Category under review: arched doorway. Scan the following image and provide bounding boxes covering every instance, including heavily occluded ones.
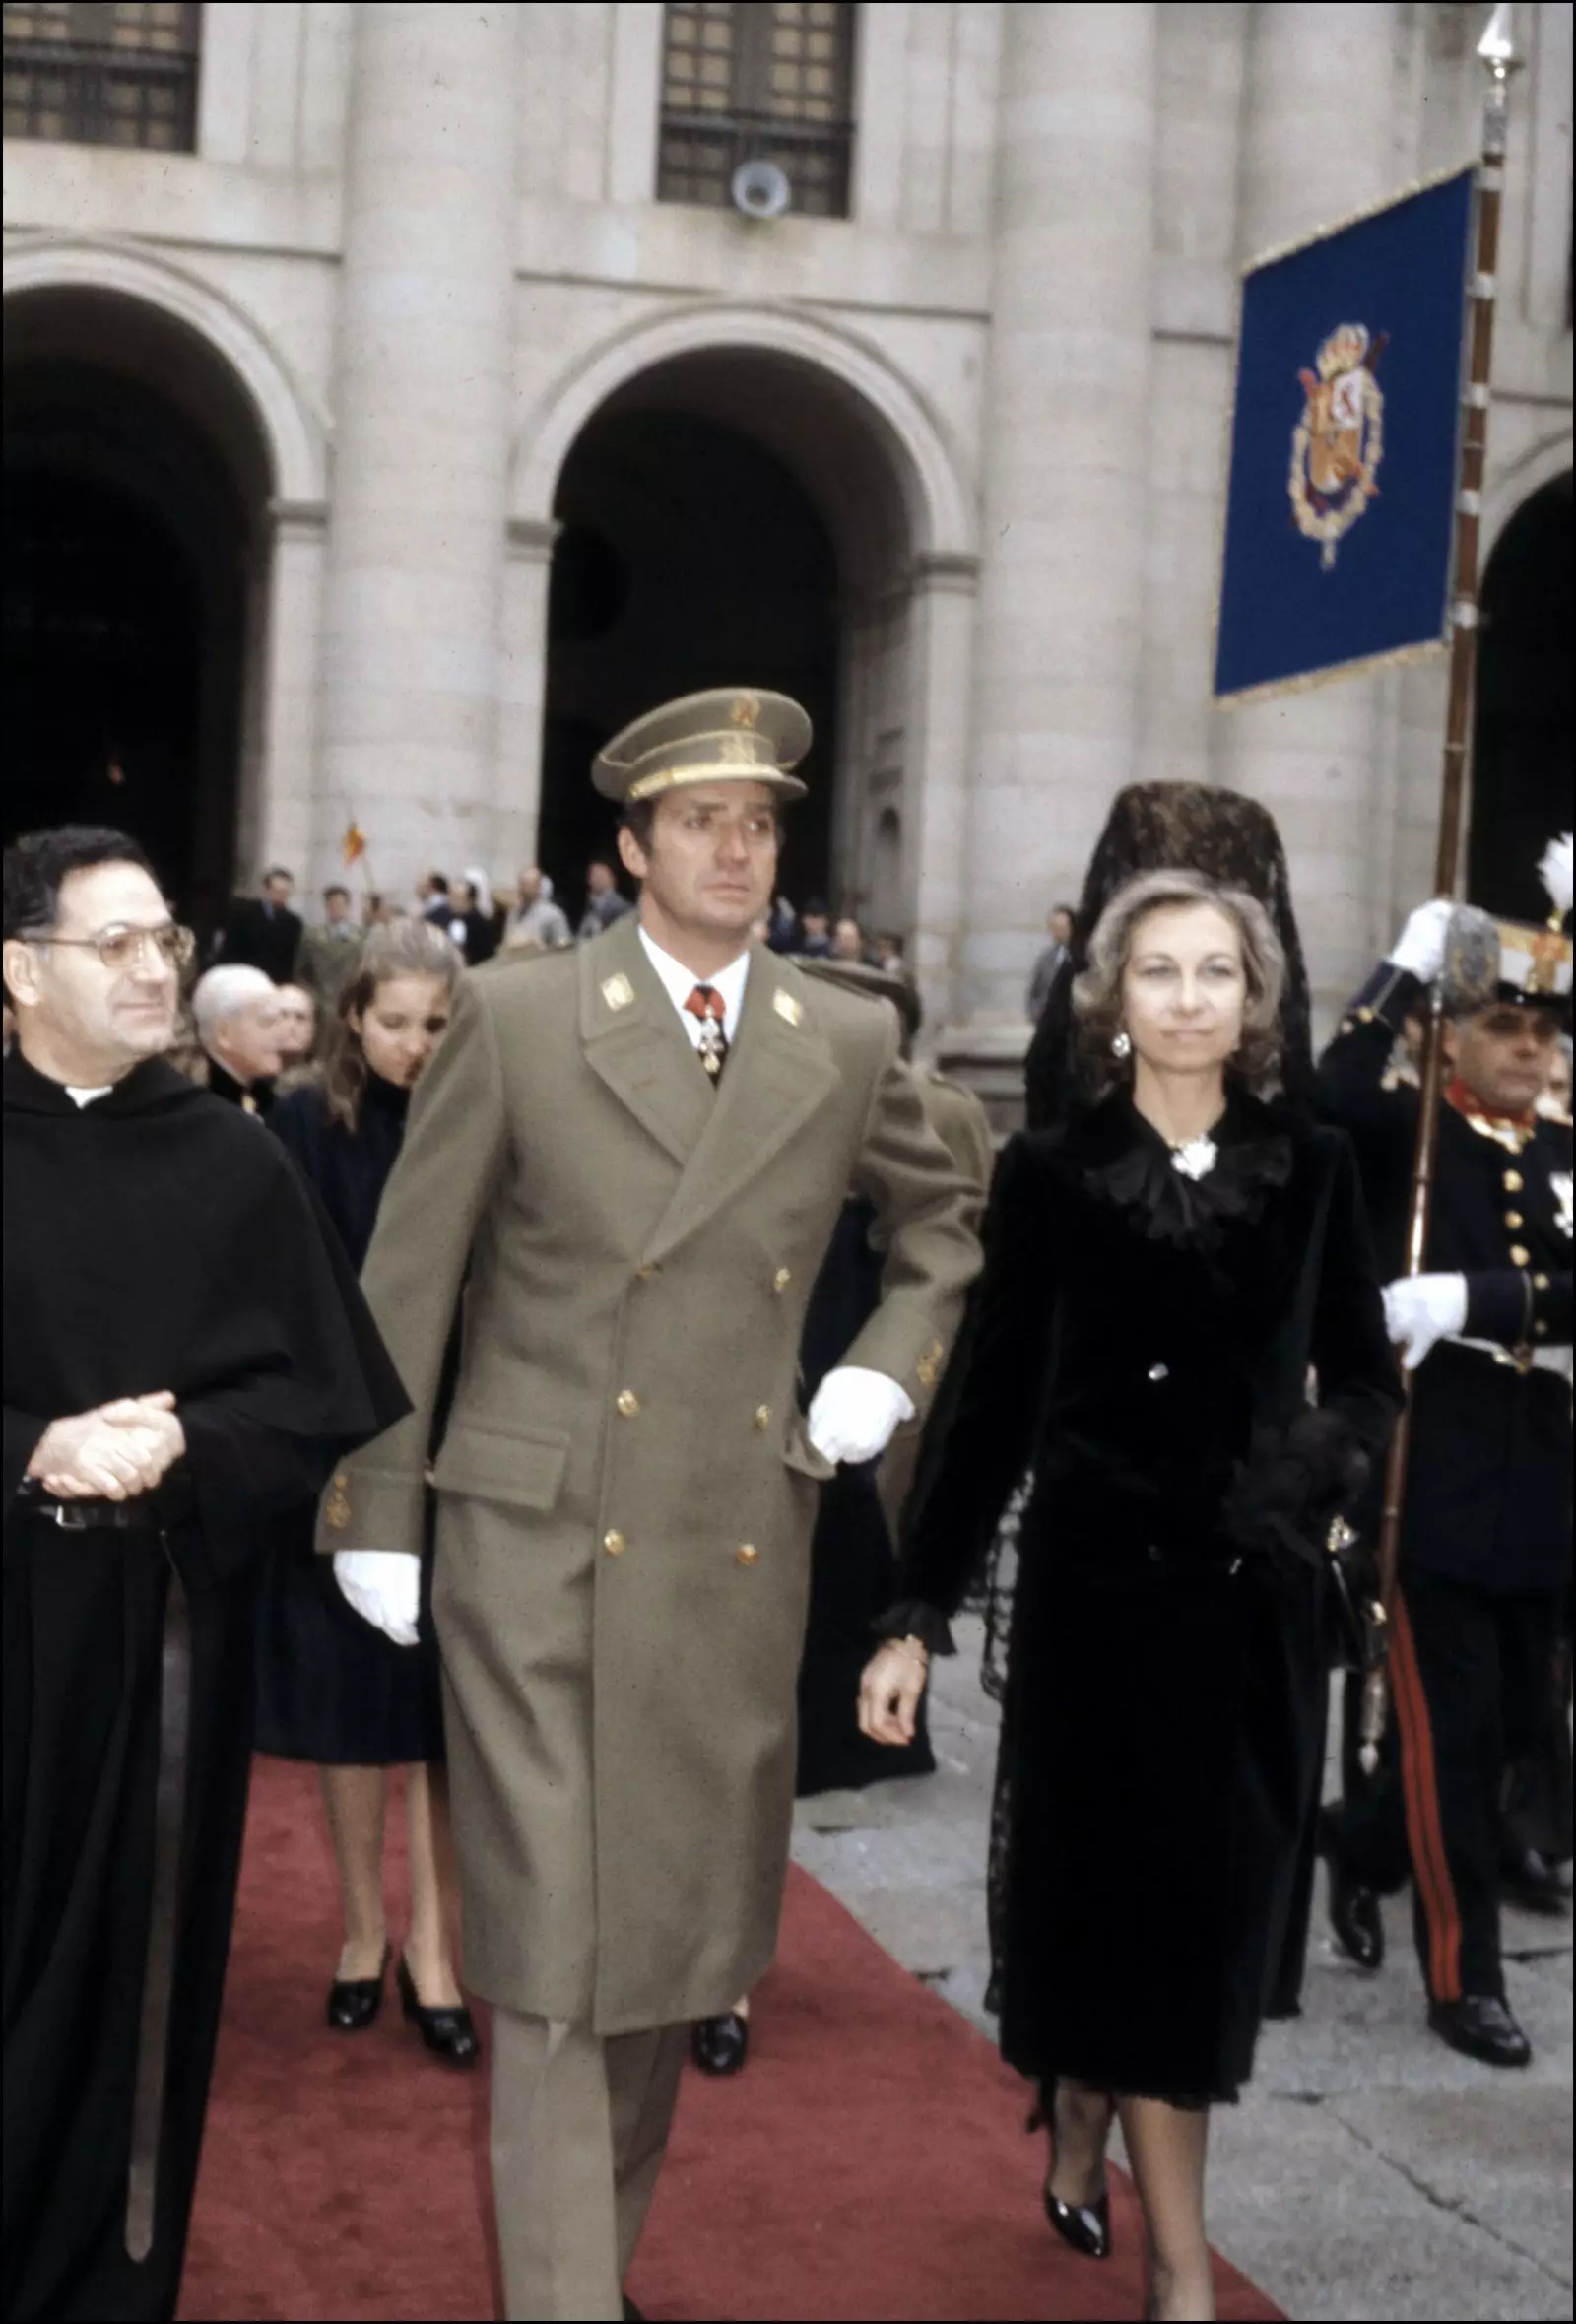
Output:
[3,287,273,934]
[1470,470,1572,920]
[538,347,917,932]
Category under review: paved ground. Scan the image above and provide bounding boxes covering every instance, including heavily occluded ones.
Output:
[790,1615,1573,2322]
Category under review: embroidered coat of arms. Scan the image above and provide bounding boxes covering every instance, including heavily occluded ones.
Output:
[1288,321,1387,570]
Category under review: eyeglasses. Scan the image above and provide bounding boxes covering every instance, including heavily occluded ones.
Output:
[24,922,197,973]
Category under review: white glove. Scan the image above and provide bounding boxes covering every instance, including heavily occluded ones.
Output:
[1387,898,1454,984]
[334,1550,421,1646]
[806,1366,915,1466]
[1382,1273,1468,1371]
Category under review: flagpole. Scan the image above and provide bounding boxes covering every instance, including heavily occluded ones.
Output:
[1359,2,1522,1773]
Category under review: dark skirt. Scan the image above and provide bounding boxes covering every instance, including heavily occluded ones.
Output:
[253,1520,445,1766]
[997,1530,1325,2106]
[796,1464,934,1796]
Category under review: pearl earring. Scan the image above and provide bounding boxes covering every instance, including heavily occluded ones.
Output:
[1111,1029,1132,1060]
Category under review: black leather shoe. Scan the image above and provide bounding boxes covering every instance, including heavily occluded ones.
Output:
[1044,2180,1111,2261]
[1321,1814,1385,1971]
[1500,1844,1573,1915]
[690,2011,750,2076]
[396,1954,481,2068]
[1427,1994,1532,2068]
[1026,2095,1111,2260]
[326,1941,390,2030]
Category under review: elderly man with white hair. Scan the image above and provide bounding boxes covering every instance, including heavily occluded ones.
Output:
[191,963,287,1116]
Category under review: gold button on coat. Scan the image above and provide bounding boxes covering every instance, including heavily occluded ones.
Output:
[1503,1170,1524,1192]
[773,1267,792,1293]
[603,1529,625,1556]
[754,1405,771,1430]
[1510,1244,1531,1266]
[616,1389,640,1417]
[1504,1212,1524,1230]
[735,1543,759,1566]
[1534,1272,1550,1291]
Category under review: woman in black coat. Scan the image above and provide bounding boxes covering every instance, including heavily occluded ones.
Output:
[860,869,1400,2324]
[256,918,480,2063]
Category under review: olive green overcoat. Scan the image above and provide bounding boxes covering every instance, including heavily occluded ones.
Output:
[317,913,981,2032]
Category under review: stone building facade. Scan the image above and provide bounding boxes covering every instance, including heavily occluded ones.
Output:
[4,2,1571,1053]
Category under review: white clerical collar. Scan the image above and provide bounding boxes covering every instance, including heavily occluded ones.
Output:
[66,1085,114,1108]
[637,925,752,1045]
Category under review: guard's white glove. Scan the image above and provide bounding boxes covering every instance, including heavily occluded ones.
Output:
[1387,897,1454,984]
[806,1366,915,1466]
[1382,1273,1468,1371]
[334,1550,421,1646]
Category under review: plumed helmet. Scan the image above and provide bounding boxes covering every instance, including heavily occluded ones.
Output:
[1024,782,1315,1129]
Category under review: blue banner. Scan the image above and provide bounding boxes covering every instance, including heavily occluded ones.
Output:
[1213,166,1475,704]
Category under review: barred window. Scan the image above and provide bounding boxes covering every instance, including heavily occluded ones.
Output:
[3,2,200,151]
[658,1,856,220]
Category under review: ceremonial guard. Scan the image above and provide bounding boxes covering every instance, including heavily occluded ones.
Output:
[317,691,981,2321]
[1318,847,1573,2068]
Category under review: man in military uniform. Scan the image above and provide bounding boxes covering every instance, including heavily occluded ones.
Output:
[316,689,981,2320]
[1318,885,1572,2068]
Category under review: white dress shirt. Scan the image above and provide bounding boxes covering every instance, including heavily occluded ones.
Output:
[638,926,751,1052]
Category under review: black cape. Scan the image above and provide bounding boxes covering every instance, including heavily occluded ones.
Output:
[2,1050,408,2322]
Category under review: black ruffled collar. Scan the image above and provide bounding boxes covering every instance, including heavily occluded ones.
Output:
[1061,1086,1294,1247]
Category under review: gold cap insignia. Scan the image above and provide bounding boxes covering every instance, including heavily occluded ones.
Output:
[601,973,635,1012]
[731,692,761,728]
[324,1477,352,1531]
[773,989,803,1027]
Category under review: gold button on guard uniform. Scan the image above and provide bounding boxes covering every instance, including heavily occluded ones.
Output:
[772,1268,792,1293]
[735,1544,759,1567]
[603,1530,625,1557]
[754,1405,771,1430]
[616,1389,640,1418]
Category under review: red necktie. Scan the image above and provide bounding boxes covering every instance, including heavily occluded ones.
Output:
[684,985,729,1083]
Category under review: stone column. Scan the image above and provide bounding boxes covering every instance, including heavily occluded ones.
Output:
[315,2,520,893]
[256,501,326,885]
[492,519,558,881]
[959,1,1157,1027]
[1219,1,1401,1026]
[906,553,982,1045]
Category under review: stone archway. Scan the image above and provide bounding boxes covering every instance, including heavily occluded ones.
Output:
[1470,468,1572,921]
[3,241,331,912]
[506,306,979,1025]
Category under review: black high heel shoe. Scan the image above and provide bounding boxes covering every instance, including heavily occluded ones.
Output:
[1026,2096,1112,2260]
[327,1941,391,2031]
[396,1954,481,2068]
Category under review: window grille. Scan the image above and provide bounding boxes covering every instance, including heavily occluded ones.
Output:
[3,2,200,151]
[657,1,855,219]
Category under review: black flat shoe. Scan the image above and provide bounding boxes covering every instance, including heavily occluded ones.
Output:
[1427,1994,1532,2069]
[326,1941,391,2030]
[396,1954,481,2068]
[1321,1813,1385,1971]
[690,2011,750,2077]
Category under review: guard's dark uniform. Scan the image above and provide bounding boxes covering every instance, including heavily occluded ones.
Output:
[1319,961,1572,2004]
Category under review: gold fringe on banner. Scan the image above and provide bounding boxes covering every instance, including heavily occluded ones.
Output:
[1209,158,1478,713]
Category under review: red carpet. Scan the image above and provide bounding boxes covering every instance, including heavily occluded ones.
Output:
[181,1759,1281,2322]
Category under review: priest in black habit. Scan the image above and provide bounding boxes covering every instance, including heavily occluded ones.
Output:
[2,827,409,2324]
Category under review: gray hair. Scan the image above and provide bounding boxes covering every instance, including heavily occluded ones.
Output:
[1071,867,1286,1096]
[191,963,277,1041]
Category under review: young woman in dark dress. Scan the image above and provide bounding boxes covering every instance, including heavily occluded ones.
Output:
[860,870,1401,2323]
[256,919,479,2063]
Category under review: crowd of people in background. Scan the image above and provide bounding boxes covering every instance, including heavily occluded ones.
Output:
[185,856,916,1101]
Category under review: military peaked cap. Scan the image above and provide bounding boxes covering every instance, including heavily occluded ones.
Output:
[593,688,812,805]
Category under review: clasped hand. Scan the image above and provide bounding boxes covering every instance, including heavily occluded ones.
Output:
[857,1639,929,1749]
[27,1392,185,1501]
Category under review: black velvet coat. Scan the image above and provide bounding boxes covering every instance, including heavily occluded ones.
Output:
[887,1091,1400,2103]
